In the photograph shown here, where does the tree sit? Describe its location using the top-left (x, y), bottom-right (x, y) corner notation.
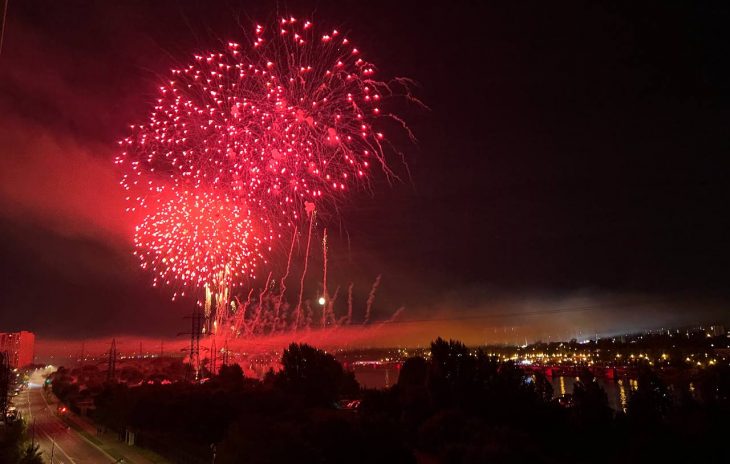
top-left (530, 371), bottom-right (554, 403)
top-left (274, 343), bottom-right (359, 405)
top-left (427, 338), bottom-right (477, 408)
top-left (0, 420), bottom-right (42, 464)
top-left (395, 356), bottom-right (431, 426)
top-left (696, 364), bottom-right (730, 406)
top-left (0, 420), bottom-right (23, 463)
top-left (19, 443), bottom-right (43, 464)
top-left (120, 366), bottom-right (144, 385)
top-left (398, 356), bottom-right (428, 389)
top-left (217, 364), bottom-right (245, 387)
top-left (627, 365), bottom-right (672, 424)
top-left (572, 369), bottom-right (612, 427)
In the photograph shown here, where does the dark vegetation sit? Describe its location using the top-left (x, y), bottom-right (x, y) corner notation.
top-left (0, 355), bottom-right (42, 464)
top-left (0, 420), bottom-right (43, 464)
top-left (49, 338), bottom-right (730, 463)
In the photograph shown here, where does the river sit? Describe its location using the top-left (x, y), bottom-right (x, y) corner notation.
top-left (353, 365), bottom-right (636, 412)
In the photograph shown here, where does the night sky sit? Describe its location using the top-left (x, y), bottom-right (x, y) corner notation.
top-left (1, 1), bottom-right (729, 342)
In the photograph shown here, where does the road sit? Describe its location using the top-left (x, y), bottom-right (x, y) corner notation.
top-left (16, 369), bottom-right (118, 464)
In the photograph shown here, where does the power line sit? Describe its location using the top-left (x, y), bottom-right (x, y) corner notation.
top-left (0, 0), bottom-right (8, 56)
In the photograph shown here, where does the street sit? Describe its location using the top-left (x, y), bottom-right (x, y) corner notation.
top-left (16, 369), bottom-right (118, 464)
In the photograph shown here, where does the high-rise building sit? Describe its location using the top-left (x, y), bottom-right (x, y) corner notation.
top-left (0, 331), bottom-right (35, 368)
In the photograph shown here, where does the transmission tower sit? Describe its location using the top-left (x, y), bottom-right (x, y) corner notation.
top-left (210, 337), bottom-right (217, 376)
top-left (107, 338), bottom-right (117, 382)
top-left (181, 304), bottom-right (203, 381)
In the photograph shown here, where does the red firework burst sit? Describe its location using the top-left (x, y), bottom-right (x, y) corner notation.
top-left (117, 16), bottom-right (416, 295)
top-left (133, 190), bottom-right (269, 297)
top-left (118, 16), bottom-right (411, 221)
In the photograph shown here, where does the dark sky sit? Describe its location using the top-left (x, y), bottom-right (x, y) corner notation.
top-left (1, 1), bottom-right (729, 341)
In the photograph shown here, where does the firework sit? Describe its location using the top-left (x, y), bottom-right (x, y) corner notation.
top-left (117, 16), bottom-right (412, 227)
top-left (117, 16), bottom-right (416, 334)
top-left (133, 189), bottom-right (269, 299)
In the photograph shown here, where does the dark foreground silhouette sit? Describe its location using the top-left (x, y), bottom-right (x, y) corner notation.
top-left (48, 339), bottom-right (730, 464)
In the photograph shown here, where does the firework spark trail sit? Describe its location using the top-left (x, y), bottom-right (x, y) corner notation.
top-left (251, 271), bottom-right (272, 335)
top-left (346, 282), bottom-right (354, 324)
top-left (304, 300), bottom-right (313, 328)
top-left (274, 225), bottom-right (298, 330)
top-left (364, 274), bottom-right (381, 324)
top-left (322, 229), bottom-right (329, 300)
top-left (321, 228), bottom-right (329, 327)
top-left (294, 207), bottom-right (316, 329)
top-left (388, 306), bottom-right (405, 323)
top-left (213, 285), bottom-right (231, 334)
top-left (322, 285), bottom-right (337, 328)
top-left (233, 289), bottom-right (254, 336)
top-left (328, 285), bottom-right (340, 326)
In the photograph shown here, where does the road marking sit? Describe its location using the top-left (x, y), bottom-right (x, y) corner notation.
top-left (39, 386), bottom-right (55, 413)
top-left (42, 432), bottom-right (77, 464)
top-left (69, 422), bottom-right (121, 463)
top-left (26, 389), bottom-right (33, 422)
top-left (38, 386), bottom-right (121, 463)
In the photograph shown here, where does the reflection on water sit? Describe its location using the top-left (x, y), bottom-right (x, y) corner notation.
top-left (550, 376), bottom-right (637, 412)
top-left (353, 366), bottom-right (640, 413)
top-left (618, 379), bottom-right (628, 411)
top-left (354, 365), bottom-right (398, 389)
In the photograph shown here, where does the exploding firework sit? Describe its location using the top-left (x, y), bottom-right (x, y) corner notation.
top-left (117, 16), bottom-right (417, 337)
top-left (117, 16), bottom-right (415, 227)
top-left (133, 189), bottom-right (269, 299)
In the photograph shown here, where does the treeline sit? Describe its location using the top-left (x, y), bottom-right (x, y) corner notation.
top-left (0, 355), bottom-right (41, 464)
top-left (52, 338), bottom-right (730, 463)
